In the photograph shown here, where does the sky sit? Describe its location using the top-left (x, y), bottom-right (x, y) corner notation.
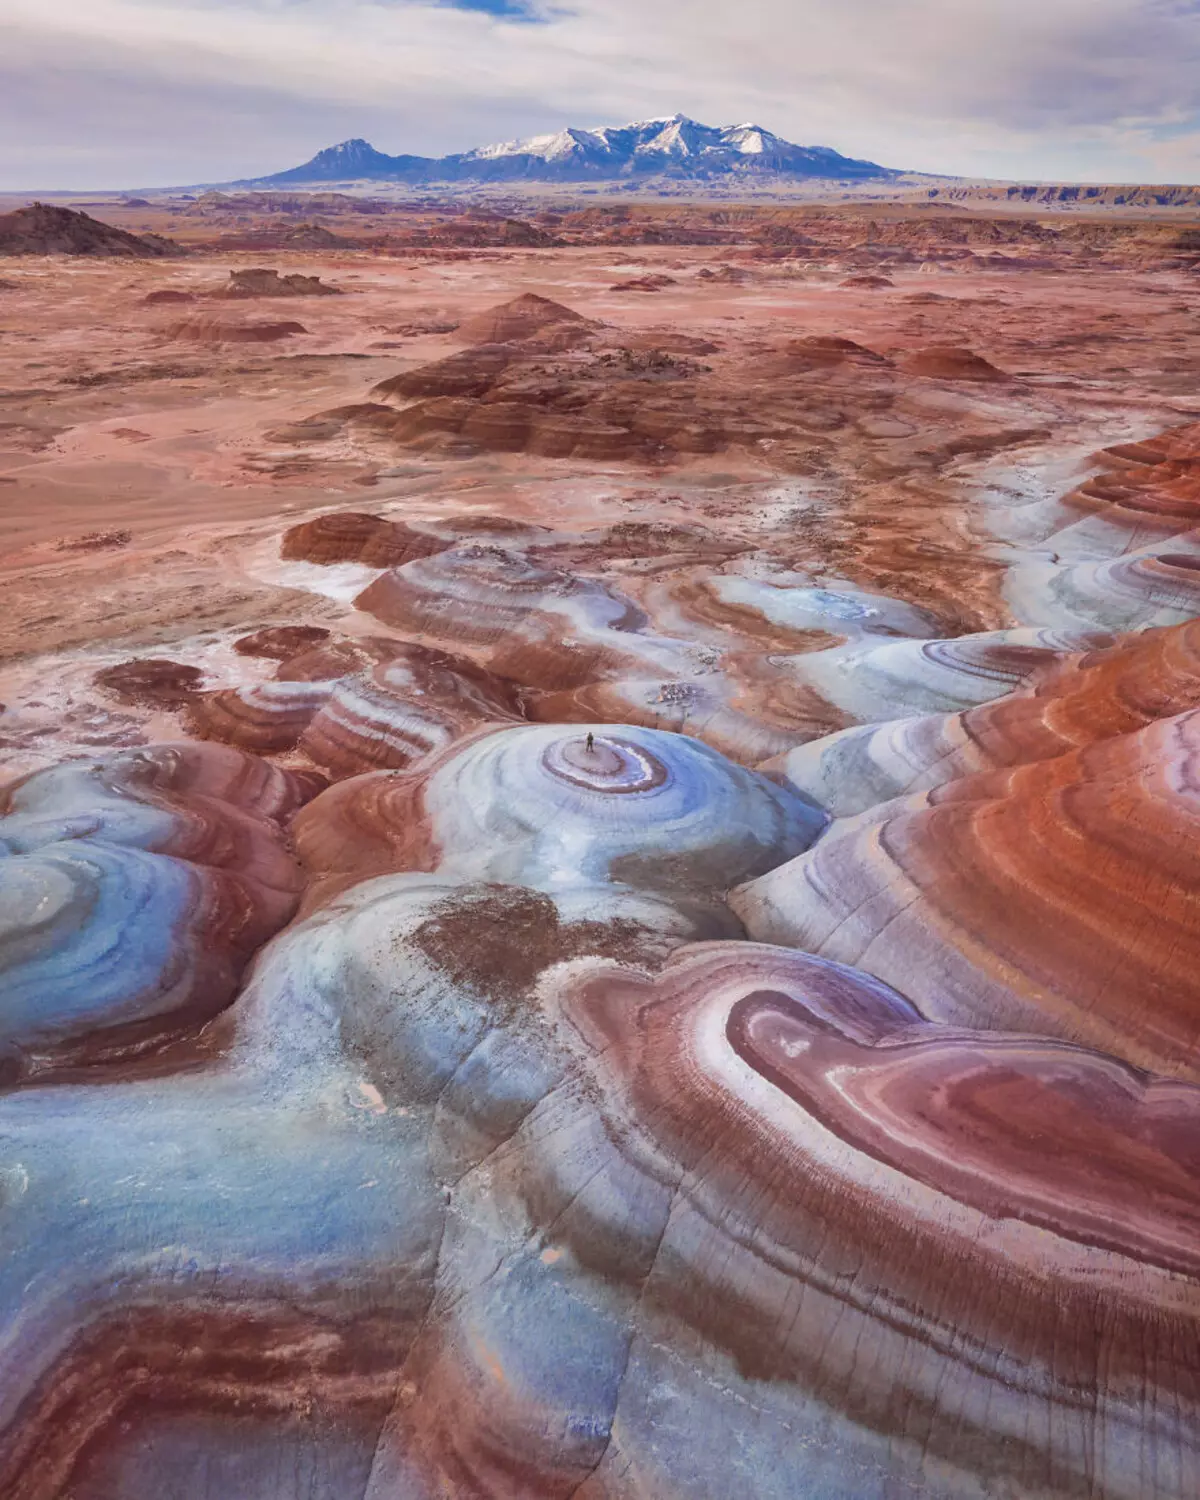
top-left (4, 0), bottom-right (1200, 189)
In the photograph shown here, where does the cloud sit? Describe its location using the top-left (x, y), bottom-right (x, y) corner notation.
top-left (2, 0), bottom-right (1200, 188)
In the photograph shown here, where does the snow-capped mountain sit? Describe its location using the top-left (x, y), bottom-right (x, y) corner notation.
top-left (246, 114), bottom-right (893, 186)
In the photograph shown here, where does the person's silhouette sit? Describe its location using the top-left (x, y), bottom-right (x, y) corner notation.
top-left (585, 732), bottom-right (595, 754)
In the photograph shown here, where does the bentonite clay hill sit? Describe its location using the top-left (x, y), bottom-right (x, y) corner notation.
top-left (0, 203), bottom-right (175, 257)
top-left (4, 194), bottom-right (1200, 1499)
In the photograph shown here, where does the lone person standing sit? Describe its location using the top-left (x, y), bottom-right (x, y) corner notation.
top-left (585, 732), bottom-right (595, 754)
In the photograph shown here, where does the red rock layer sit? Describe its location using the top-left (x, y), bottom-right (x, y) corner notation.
top-left (902, 346), bottom-right (1007, 380)
top-left (737, 707), bottom-right (1200, 1081)
top-left (774, 619), bottom-right (1200, 814)
top-left (279, 510), bottom-right (447, 568)
top-left (354, 545), bottom-right (648, 692)
top-left (299, 644), bottom-right (524, 778)
top-left (94, 658), bottom-right (204, 708)
top-left (543, 942), bottom-right (1200, 1491)
top-left (233, 625), bottom-right (331, 659)
top-left (1066, 420), bottom-right (1200, 530)
top-left (182, 680), bottom-right (335, 753)
top-left (455, 292), bottom-right (590, 345)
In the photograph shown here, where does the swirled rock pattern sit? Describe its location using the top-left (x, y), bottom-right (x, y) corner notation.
top-left (4, 892), bottom-right (1198, 1498)
top-left (784, 624), bottom-right (1106, 721)
top-left (0, 743), bottom-right (317, 1074)
top-left (15, 242), bottom-right (1200, 1500)
top-left (294, 720), bottom-right (825, 913)
top-left (1008, 548), bottom-right (1200, 631)
top-left (354, 544), bottom-right (681, 691)
top-left (772, 618), bottom-right (1200, 815)
top-left (736, 707), bottom-right (1200, 1080)
top-left (298, 644), bottom-right (525, 777)
top-left (183, 679), bottom-right (337, 752)
top-left (280, 510), bottom-right (447, 568)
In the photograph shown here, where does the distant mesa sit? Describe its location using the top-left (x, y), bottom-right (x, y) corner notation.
top-left (0, 203), bottom-right (177, 258)
top-left (236, 114), bottom-right (896, 188)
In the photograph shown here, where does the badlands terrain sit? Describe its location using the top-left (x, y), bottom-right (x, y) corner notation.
top-left (3, 195), bottom-right (1200, 1497)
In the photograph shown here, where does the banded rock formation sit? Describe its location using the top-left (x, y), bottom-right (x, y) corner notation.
top-left (736, 706), bottom-right (1200, 1081)
top-left (3, 891), bottom-right (1197, 1496)
top-left (293, 720), bottom-right (825, 913)
top-left (772, 618), bottom-right (1200, 816)
top-left (456, 292), bottom-right (593, 346)
top-left (0, 743), bottom-right (317, 1075)
top-left (299, 645), bottom-right (526, 778)
top-left (280, 510), bottom-right (448, 569)
top-left (183, 679), bottom-right (338, 754)
top-left (354, 544), bottom-right (674, 692)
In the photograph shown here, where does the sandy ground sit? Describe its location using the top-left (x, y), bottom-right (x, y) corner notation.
top-left (3, 218), bottom-right (1199, 773)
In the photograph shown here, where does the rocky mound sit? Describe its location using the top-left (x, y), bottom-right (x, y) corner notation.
top-left (183, 680), bottom-right (336, 754)
top-left (0, 204), bottom-right (176, 258)
top-left (294, 721), bottom-right (825, 910)
top-left (903, 346), bottom-right (1008, 381)
top-left (142, 289), bottom-right (195, 305)
top-left (354, 545), bottom-right (655, 692)
top-left (233, 625), bottom-right (332, 659)
top-left (166, 317), bottom-right (308, 344)
top-left (371, 345), bottom-right (515, 400)
top-left (612, 274), bottom-right (677, 292)
top-left (213, 267), bottom-right (341, 299)
top-left (456, 293), bottom-right (590, 345)
top-left (0, 743), bottom-right (317, 1073)
top-left (782, 335), bottom-right (889, 368)
top-left (300, 645), bottom-right (527, 777)
top-left (94, 658), bottom-right (204, 708)
top-left (280, 511), bottom-right (447, 568)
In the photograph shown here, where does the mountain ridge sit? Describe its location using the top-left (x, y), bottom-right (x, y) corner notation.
top-left (240, 113), bottom-right (895, 187)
